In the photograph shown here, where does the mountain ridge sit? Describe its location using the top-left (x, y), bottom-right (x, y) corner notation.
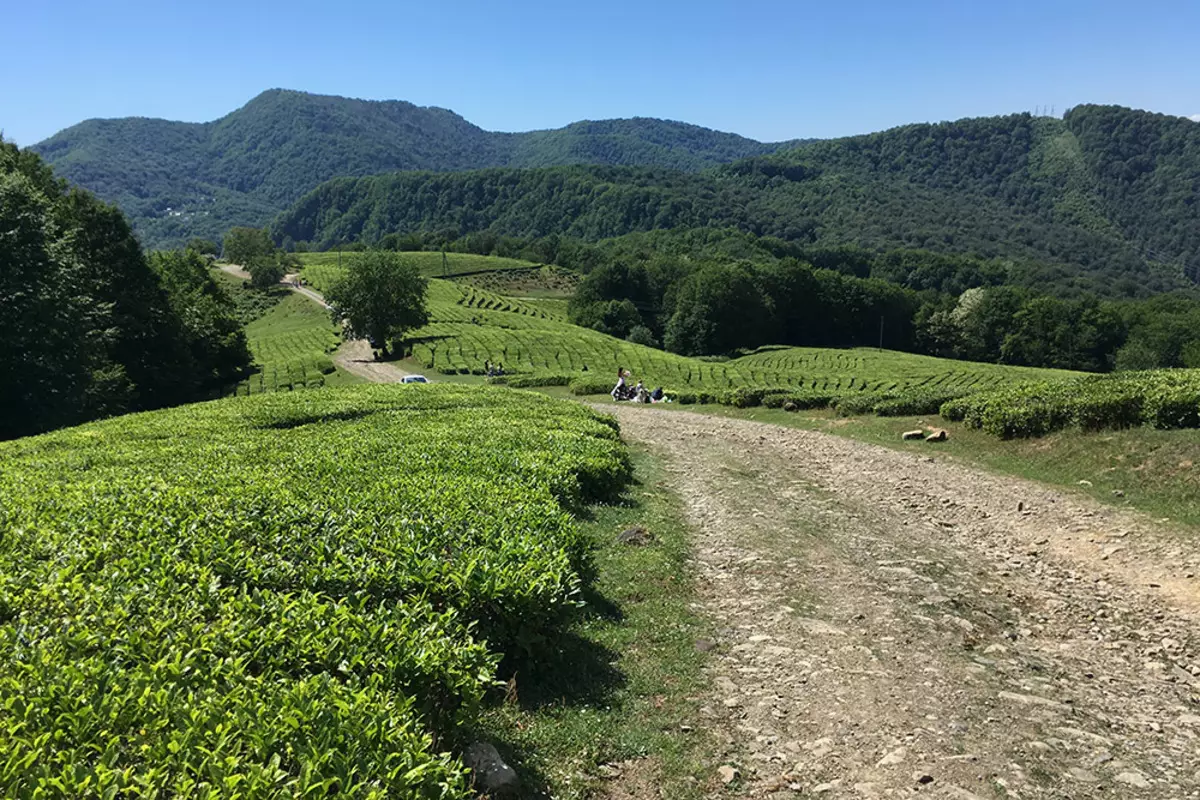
top-left (272, 106), bottom-right (1200, 294)
top-left (31, 88), bottom-right (804, 248)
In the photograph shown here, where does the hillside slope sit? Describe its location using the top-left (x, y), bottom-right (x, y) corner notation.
top-left (31, 89), bottom-right (796, 248)
top-left (277, 108), bottom-right (1200, 291)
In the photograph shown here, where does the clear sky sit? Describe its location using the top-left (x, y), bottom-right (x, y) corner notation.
top-left (3, 0), bottom-right (1198, 146)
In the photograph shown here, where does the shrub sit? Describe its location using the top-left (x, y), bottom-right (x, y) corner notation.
top-left (0, 385), bottom-right (632, 797)
top-left (1144, 387), bottom-right (1200, 429)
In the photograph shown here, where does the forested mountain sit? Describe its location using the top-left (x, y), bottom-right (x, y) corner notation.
top-left (276, 107), bottom-right (1200, 295)
top-left (31, 89), bottom-right (798, 248)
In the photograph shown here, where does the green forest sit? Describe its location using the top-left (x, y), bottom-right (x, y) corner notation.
top-left (31, 90), bottom-right (800, 248)
top-left (0, 141), bottom-right (250, 439)
top-left (273, 106), bottom-right (1200, 297)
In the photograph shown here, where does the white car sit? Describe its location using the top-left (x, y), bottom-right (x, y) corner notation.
top-left (401, 375), bottom-right (430, 384)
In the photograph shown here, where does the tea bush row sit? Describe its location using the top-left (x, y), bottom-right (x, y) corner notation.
top-left (0, 385), bottom-right (631, 798)
top-left (940, 369), bottom-right (1200, 438)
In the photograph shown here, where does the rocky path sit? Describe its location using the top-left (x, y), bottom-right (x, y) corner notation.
top-left (606, 406), bottom-right (1200, 799)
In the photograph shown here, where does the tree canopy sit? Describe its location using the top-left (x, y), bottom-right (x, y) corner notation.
top-left (0, 140), bottom-right (249, 439)
top-left (325, 252), bottom-right (430, 355)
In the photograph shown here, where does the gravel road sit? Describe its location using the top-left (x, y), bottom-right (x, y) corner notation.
top-left (606, 405), bottom-right (1200, 799)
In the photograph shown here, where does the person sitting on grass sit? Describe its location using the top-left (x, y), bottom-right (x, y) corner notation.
top-left (612, 368), bottom-right (634, 401)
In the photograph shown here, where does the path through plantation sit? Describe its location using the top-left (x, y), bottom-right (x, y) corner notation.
top-left (241, 260), bottom-right (1200, 795)
top-left (604, 405), bottom-right (1200, 799)
top-left (219, 264), bottom-right (413, 382)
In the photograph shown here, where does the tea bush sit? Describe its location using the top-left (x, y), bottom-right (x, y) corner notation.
top-left (0, 385), bottom-right (631, 798)
top-left (943, 370), bottom-right (1200, 438)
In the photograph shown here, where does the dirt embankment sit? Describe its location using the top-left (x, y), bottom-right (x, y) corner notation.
top-left (607, 405), bottom-right (1200, 799)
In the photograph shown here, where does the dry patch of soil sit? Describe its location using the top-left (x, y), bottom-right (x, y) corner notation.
top-left (607, 406), bottom-right (1200, 799)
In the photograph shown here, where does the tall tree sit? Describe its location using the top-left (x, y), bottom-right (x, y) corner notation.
top-left (325, 252), bottom-right (430, 356)
top-left (221, 227), bottom-right (275, 266)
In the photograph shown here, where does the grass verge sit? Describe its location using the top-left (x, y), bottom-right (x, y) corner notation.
top-left (478, 446), bottom-right (715, 799)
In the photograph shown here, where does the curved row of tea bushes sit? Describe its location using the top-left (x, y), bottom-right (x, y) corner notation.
top-left (940, 369), bottom-right (1200, 438)
top-left (0, 385), bottom-right (631, 798)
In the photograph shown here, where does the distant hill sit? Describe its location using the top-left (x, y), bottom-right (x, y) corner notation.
top-left (31, 89), bottom-right (802, 248)
top-left (274, 106), bottom-right (1200, 294)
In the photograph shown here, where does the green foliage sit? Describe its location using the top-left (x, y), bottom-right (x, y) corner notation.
top-left (325, 252), bottom-right (430, 354)
top-left (0, 140), bottom-right (249, 439)
top-left (229, 292), bottom-right (342, 395)
top-left (0, 385), bottom-right (632, 797)
top-left (626, 324), bottom-right (659, 348)
top-left (1064, 105), bottom-right (1200, 282)
top-left (221, 226), bottom-right (275, 265)
top-left (274, 108), bottom-right (1198, 296)
top-left (33, 90), bottom-right (797, 249)
top-left (944, 370), bottom-right (1200, 438)
top-left (148, 250), bottom-right (252, 386)
top-left (186, 236), bottom-right (220, 256)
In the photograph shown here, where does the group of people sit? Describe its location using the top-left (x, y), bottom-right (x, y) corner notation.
top-left (611, 368), bottom-right (665, 403)
top-left (485, 361), bottom-right (505, 377)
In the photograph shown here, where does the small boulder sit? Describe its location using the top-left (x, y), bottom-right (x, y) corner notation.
top-left (783, 401), bottom-right (798, 412)
top-left (902, 429), bottom-right (925, 441)
top-left (617, 526), bottom-right (655, 546)
top-left (463, 742), bottom-right (520, 797)
top-left (925, 429), bottom-right (948, 442)
top-left (717, 764), bottom-right (740, 785)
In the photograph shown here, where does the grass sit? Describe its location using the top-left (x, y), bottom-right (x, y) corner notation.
top-left (478, 446), bottom-right (715, 799)
top-left (297, 251), bottom-right (539, 285)
top-left (619, 400), bottom-right (1200, 530)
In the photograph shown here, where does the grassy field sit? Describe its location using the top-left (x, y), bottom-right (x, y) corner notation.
top-left (297, 250), bottom-right (539, 286)
top-left (0, 385), bottom-right (637, 797)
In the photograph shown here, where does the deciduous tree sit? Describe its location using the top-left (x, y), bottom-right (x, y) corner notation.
top-left (325, 252), bottom-right (429, 356)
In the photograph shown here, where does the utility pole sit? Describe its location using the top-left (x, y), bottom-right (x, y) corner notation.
top-left (879, 316), bottom-right (885, 350)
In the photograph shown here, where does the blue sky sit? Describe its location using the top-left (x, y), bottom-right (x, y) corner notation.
top-left (3, 0), bottom-right (1197, 145)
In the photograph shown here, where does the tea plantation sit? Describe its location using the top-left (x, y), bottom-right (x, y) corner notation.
top-left (942, 368), bottom-right (1200, 438)
top-left (230, 292), bottom-right (343, 394)
top-left (0, 385), bottom-right (631, 797)
top-left (297, 264), bottom-right (1071, 414)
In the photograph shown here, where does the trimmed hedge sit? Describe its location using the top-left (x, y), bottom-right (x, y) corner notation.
top-left (942, 370), bottom-right (1200, 438)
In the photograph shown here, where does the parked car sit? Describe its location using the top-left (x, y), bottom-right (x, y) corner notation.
top-left (401, 375), bottom-right (430, 384)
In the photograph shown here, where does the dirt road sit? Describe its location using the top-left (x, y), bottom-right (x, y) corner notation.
top-left (606, 405), bottom-right (1200, 799)
top-left (219, 264), bottom-right (412, 382)
top-left (331, 338), bottom-right (413, 382)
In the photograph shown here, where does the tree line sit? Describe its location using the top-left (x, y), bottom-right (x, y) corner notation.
top-left (1, 141), bottom-right (250, 439)
top-left (339, 225), bottom-right (1200, 373)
